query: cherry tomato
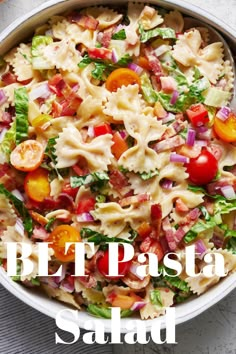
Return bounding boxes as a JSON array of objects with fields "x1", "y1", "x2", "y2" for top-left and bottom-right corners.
[
  {"x1": 185, "y1": 148, "x2": 218, "y2": 185},
  {"x1": 47, "y1": 225, "x2": 81, "y2": 262},
  {"x1": 24, "y1": 168, "x2": 50, "y2": 202},
  {"x1": 76, "y1": 197, "x2": 96, "y2": 214},
  {"x1": 105, "y1": 68, "x2": 141, "y2": 92},
  {"x1": 10, "y1": 140, "x2": 44, "y2": 172},
  {"x1": 110, "y1": 292, "x2": 142, "y2": 310},
  {"x1": 94, "y1": 124, "x2": 113, "y2": 137},
  {"x1": 97, "y1": 246, "x2": 132, "y2": 279},
  {"x1": 214, "y1": 113, "x2": 236, "y2": 142},
  {"x1": 111, "y1": 131, "x2": 129, "y2": 160},
  {"x1": 62, "y1": 183, "x2": 79, "y2": 198},
  {"x1": 186, "y1": 103, "x2": 209, "y2": 127}
]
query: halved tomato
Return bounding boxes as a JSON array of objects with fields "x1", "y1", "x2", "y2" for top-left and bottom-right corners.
[
  {"x1": 214, "y1": 113, "x2": 236, "y2": 142},
  {"x1": 105, "y1": 68, "x2": 141, "y2": 92},
  {"x1": 24, "y1": 168, "x2": 50, "y2": 202},
  {"x1": 10, "y1": 140, "x2": 44, "y2": 172}
]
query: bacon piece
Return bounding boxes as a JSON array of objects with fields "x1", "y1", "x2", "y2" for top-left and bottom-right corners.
[
  {"x1": 162, "y1": 217, "x2": 177, "y2": 251},
  {"x1": 153, "y1": 135, "x2": 185, "y2": 152},
  {"x1": 69, "y1": 12, "x2": 99, "y2": 30},
  {"x1": 1, "y1": 71, "x2": 17, "y2": 85},
  {"x1": 207, "y1": 177, "x2": 236, "y2": 195},
  {"x1": 32, "y1": 226, "x2": 49, "y2": 240},
  {"x1": 208, "y1": 144, "x2": 223, "y2": 161},
  {"x1": 175, "y1": 198, "x2": 189, "y2": 213},
  {"x1": 76, "y1": 272, "x2": 97, "y2": 288},
  {"x1": 144, "y1": 47, "x2": 163, "y2": 79},
  {"x1": 119, "y1": 193, "x2": 150, "y2": 207},
  {"x1": 86, "y1": 251, "x2": 104, "y2": 272},
  {"x1": 109, "y1": 169, "x2": 129, "y2": 190},
  {"x1": 101, "y1": 28, "x2": 113, "y2": 48}
]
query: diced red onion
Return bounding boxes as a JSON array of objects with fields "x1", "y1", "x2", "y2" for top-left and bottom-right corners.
[
  {"x1": 195, "y1": 140, "x2": 208, "y2": 147},
  {"x1": 119, "y1": 130, "x2": 127, "y2": 139},
  {"x1": 216, "y1": 106, "x2": 231, "y2": 121},
  {"x1": 170, "y1": 153, "x2": 189, "y2": 164},
  {"x1": 11, "y1": 189, "x2": 24, "y2": 201},
  {"x1": 127, "y1": 62, "x2": 143, "y2": 75},
  {"x1": 53, "y1": 264, "x2": 67, "y2": 284},
  {"x1": 221, "y1": 185, "x2": 236, "y2": 199},
  {"x1": 130, "y1": 301, "x2": 146, "y2": 311},
  {"x1": 0, "y1": 89, "x2": 7, "y2": 106},
  {"x1": 15, "y1": 218, "x2": 24, "y2": 237},
  {"x1": 194, "y1": 239, "x2": 207, "y2": 258},
  {"x1": 197, "y1": 130, "x2": 212, "y2": 141},
  {"x1": 186, "y1": 128, "x2": 196, "y2": 146},
  {"x1": 96, "y1": 32, "x2": 103, "y2": 43},
  {"x1": 0, "y1": 128, "x2": 7, "y2": 143},
  {"x1": 170, "y1": 90, "x2": 179, "y2": 105},
  {"x1": 161, "y1": 178, "x2": 173, "y2": 190},
  {"x1": 129, "y1": 263, "x2": 145, "y2": 280},
  {"x1": 87, "y1": 126, "x2": 94, "y2": 138},
  {"x1": 40, "y1": 277, "x2": 59, "y2": 288},
  {"x1": 162, "y1": 113, "x2": 175, "y2": 124},
  {"x1": 111, "y1": 48, "x2": 118, "y2": 63},
  {"x1": 29, "y1": 83, "x2": 50, "y2": 100},
  {"x1": 60, "y1": 278, "x2": 75, "y2": 293},
  {"x1": 196, "y1": 126, "x2": 208, "y2": 133},
  {"x1": 76, "y1": 212, "x2": 94, "y2": 222}
]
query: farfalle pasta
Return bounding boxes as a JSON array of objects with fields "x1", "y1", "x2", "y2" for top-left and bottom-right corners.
[{"x1": 0, "y1": 3, "x2": 235, "y2": 321}]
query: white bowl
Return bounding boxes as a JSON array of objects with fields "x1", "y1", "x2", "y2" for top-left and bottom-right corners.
[{"x1": 0, "y1": 0, "x2": 236, "y2": 332}]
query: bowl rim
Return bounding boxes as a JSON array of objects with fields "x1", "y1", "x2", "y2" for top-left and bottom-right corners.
[{"x1": 0, "y1": 0, "x2": 236, "y2": 333}]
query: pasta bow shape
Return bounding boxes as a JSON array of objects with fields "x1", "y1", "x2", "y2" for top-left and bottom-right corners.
[
  {"x1": 55, "y1": 124, "x2": 113, "y2": 171},
  {"x1": 172, "y1": 29, "x2": 223, "y2": 84}
]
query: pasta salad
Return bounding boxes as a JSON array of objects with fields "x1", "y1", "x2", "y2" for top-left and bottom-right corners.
[{"x1": 0, "y1": 3, "x2": 236, "y2": 320}]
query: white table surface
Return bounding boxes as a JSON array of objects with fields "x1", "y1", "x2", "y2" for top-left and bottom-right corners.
[{"x1": 0, "y1": 1, "x2": 236, "y2": 353}]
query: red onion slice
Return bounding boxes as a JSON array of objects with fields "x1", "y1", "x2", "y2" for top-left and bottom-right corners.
[
  {"x1": 127, "y1": 62, "x2": 143, "y2": 75},
  {"x1": 194, "y1": 239, "x2": 207, "y2": 258},
  {"x1": 129, "y1": 263, "x2": 145, "y2": 280},
  {"x1": 0, "y1": 89, "x2": 7, "y2": 106},
  {"x1": 15, "y1": 218, "x2": 24, "y2": 237},
  {"x1": 131, "y1": 301, "x2": 146, "y2": 311},
  {"x1": 170, "y1": 153, "x2": 189, "y2": 164},
  {"x1": 111, "y1": 48, "x2": 118, "y2": 63},
  {"x1": 216, "y1": 106, "x2": 231, "y2": 121},
  {"x1": 161, "y1": 178, "x2": 173, "y2": 190},
  {"x1": 77, "y1": 212, "x2": 94, "y2": 222},
  {"x1": 29, "y1": 83, "x2": 50, "y2": 100},
  {"x1": 186, "y1": 128, "x2": 196, "y2": 146},
  {"x1": 170, "y1": 90, "x2": 179, "y2": 105},
  {"x1": 221, "y1": 185, "x2": 236, "y2": 199},
  {"x1": 162, "y1": 113, "x2": 175, "y2": 124}
]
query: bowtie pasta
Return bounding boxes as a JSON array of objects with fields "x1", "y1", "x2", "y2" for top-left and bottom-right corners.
[{"x1": 0, "y1": 3, "x2": 236, "y2": 320}]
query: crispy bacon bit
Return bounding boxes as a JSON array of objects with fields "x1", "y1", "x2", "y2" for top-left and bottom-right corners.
[
  {"x1": 76, "y1": 271, "x2": 97, "y2": 288},
  {"x1": 160, "y1": 76, "x2": 177, "y2": 93},
  {"x1": 208, "y1": 144, "x2": 223, "y2": 161},
  {"x1": 210, "y1": 233, "x2": 224, "y2": 249},
  {"x1": 101, "y1": 28, "x2": 113, "y2": 48},
  {"x1": 109, "y1": 169, "x2": 129, "y2": 190},
  {"x1": 32, "y1": 226, "x2": 49, "y2": 240},
  {"x1": 69, "y1": 12, "x2": 99, "y2": 30},
  {"x1": 1, "y1": 71, "x2": 17, "y2": 85},
  {"x1": 86, "y1": 251, "x2": 104, "y2": 272},
  {"x1": 153, "y1": 135, "x2": 185, "y2": 153},
  {"x1": 144, "y1": 47, "x2": 164, "y2": 80},
  {"x1": 207, "y1": 177, "x2": 236, "y2": 195},
  {"x1": 162, "y1": 217, "x2": 177, "y2": 251},
  {"x1": 176, "y1": 143, "x2": 202, "y2": 159},
  {"x1": 140, "y1": 236, "x2": 164, "y2": 261},
  {"x1": 119, "y1": 193, "x2": 150, "y2": 207}
]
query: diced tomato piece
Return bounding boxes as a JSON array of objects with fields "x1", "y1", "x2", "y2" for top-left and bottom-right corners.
[
  {"x1": 94, "y1": 123, "x2": 113, "y2": 137},
  {"x1": 76, "y1": 198, "x2": 96, "y2": 214},
  {"x1": 186, "y1": 104, "x2": 209, "y2": 127},
  {"x1": 72, "y1": 164, "x2": 84, "y2": 176},
  {"x1": 62, "y1": 183, "x2": 79, "y2": 198},
  {"x1": 175, "y1": 198, "x2": 189, "y2": 213},
  {"x1": 1, "y1": 71, "x2": 17, "y2": 85},
  {"x1": 111, "y1": 132, "x2": 129, "y2": 160},
  {"x1": 140, "y1": 236, "x2": 164, "y2": 261},
  {"x1": 88, "y1": 47, "x2": 112, "y2": 60},
  {"x1": 48, "y1": 74, "x2": 65, "y2": 97}
]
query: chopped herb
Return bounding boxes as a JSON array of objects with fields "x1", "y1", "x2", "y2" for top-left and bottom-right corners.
[
  {"x1": 179, "y1": 127, "x2": 188, "y2": 140},
  {"x1": 96, "y1": 195, "x2": 106, "y2": 203},
  {"x1": 87, "y1": 304, "x2": 133, "y2": 318},
  {"x1": 0, "y1": 184, "x2": 33, "y2": 235},
  {"x1": 70, "y1": 172, "x2": 109, "y2": 193},
  {"x1": 139, "y1": 24, "x2": 176, "y2": 43},
  {"x1": 139, "y1": 169, "x2": 159, "y2": 180},
  {"x1": 199, "y1": 206, "x2": 211, "y2": 221},
  {"x1": 80, "y1": 227, "x2": 138, "y2": 245},
  {"x1": 31, "y1": 277, "x2": 40, "y2": 286},
  {"x1": 45, "y1": 217, "x2": 56, "y2": 232},
  {"x1": 118, "y1": 165, "x2": 129, "y2": 173}
]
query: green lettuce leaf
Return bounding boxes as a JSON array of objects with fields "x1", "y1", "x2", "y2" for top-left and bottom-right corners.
[
  {"x1": 80, "y1": 227, "x2": 137, "y2": 245},
  {"x1": 14, "y1": 87, "x2": 29, "y2": 145},
  {"x1": 203, "y1": 87, "x2": 231, "y2": 107},
  {"x1": 140, "y1": 73, "x2": 158, "y2": 104},
  {"x1": 184, "y1": 218, "x2": 216, "y2": 243},
  {"x1": 87, "y1": 304, "x2": 133, "y2": 318},
  {"x1": 0, "y1": 121, "x2": 16, "y2": 157},
  {"x1": 31, "y1": 35, "x2": 54, "y2": 70},
  {"x1": 112, "y1": 29, "x2": 126, "y2": 40},
  {"x1": 139, "y1": 169, "x2": 159, "y2": 180},
  {"x1": 0, "y1": 184, "x2": 33, "y2": 234},
  {"x1": 139, "y1": 24, "x2": 176, "y2": 43},
  {"x1": 70, "y1": 172, "x2": 109, "y2": 191},
  {"x1": 150, "y1": 289, "x2": 163, "y2": 306}
]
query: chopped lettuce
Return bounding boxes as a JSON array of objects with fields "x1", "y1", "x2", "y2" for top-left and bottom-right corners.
[
  {"x1": 80, "y1": 227, "x2": 138, "y2": 245},
  {"x1": 112, "y1": 29, "x2": 126, "y2": 40},
  {"x1": 203, "y1": 87, "x2": 231, "y2": 107},
  {"x1": 140, "y1": 73, "x2": 158, "y2": 104},
  {"x1": 87, "y1": 304, "x2": 133, "y2": 318},
  {"x1": 139, "y1": 24, "x2": 176, "y2": 43},
  {"x1": 150, "y1": 289, "x2": 163, "y2": 306},
  {"x1": 31, "y1": 35, "x2": 54, "y2": 70},
  {"x1": 78, "y1": 53, "x2": 132, "y2": 81},
  {"x1": 70, "y1": 172, "x2": 109, "y2": 192},
  {"x1": 139, "y1": 169, "x2": 159, "y2": 180},
  {"x1": 184, "y1": 218, "x2": 216, "y2": 243},
  {"x1": 0, "y1": 121, "x2": 16, "y2": 157},
  {"x1": 14, "y1": 87, "x2": 29, "y2": 145},
  {"x1": 0, "y1": 184, "x2": 33, "y2": 234}
]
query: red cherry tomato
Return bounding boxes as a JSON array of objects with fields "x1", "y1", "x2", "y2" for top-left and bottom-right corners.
[
  {"x1": 186, "y1": 103, "x2": 209, "y2": 127},
  {"x1": 185, "y1": 148, "x2": 218, "y2": 185},
  {"x1": 76, "y1": 197, "x2": 96, "y2": 214},
  {"x1": 97, "y1": 246, "x2": 132, "y2": 279},
  {"x1": 88, "y1": 47, "x2": 112, "y2": 60},
  {"x1": 94, "y1": 124, "x2": 113, "y2": 137}
]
